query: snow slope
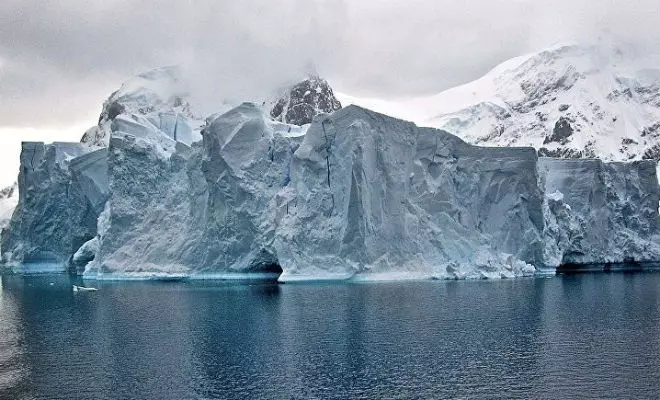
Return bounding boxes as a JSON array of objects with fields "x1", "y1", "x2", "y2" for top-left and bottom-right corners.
[
  {"x1": 81, "y1": 66, "x2": 204, "y2": 147},
  {"x1": 340, "y1": 44, "x2": 660, "y2": 162},
  {"x1": 0, "y1": 183, "x2": 17, "y2": 231}
]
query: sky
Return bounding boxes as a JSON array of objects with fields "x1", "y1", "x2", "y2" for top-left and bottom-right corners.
[{"x1": 1, "y1": 0, "x2": 660, "y2": 187}]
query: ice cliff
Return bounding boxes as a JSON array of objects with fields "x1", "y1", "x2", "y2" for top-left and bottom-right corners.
[
  {"x1": 84, "y1": 103, "x2": 298, "y2": 279},
  {"x1": 3, "y1": 65, "x2": 660, "y2": 279},
  {"x1": 274, "y1": 106, "x2": 543, "y2": 280},
  {"x1": 1, "y1": 142, "x2": 108, "y2": 272},
  {"x1": 540, "y1": 158, "x2": 660, "y2": 268}
]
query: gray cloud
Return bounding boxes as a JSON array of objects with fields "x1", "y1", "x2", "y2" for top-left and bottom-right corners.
[{"x1": 1, "y1": 0, "x2": 659, "y2": 128}]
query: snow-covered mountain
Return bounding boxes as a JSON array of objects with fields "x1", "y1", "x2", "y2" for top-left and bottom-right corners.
[
  {"x1": 422, "y1": 45, "x2": 660, "y2": 160},
  {"x1": 0, "y1": 182, "x2": 18, "y2": 230},
  {"x1": 340, "y1": 44, "x2": 660, "y2": 162}
]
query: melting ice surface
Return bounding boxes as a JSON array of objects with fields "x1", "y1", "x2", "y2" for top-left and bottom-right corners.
[{"x1": 1, "y1": 273, "x2": 660, "y2": 399}]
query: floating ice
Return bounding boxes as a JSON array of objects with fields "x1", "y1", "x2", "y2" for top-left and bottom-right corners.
[{"x1": 4, "y1": 102, "x2": 660, "y2": 279}]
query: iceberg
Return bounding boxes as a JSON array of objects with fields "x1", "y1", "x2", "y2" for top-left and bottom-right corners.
[
  {"x1": 275, "y1": 106, "x2": 543, "y2": 281},
  {"x1": 3, "y1": 102, "x2": 659, "y2": 280},
  {"x1": 540, "y1": 158, "x2": 660, "y2": 268},
  {"x1": 85, "y1": 103, "x2": 297, "y2": 279},
  {"x1": 1, "y1": 142, "x2": 108, "y2": 272}
]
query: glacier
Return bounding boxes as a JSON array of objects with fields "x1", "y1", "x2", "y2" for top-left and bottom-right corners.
[{"x1": 3, "y1": 68, "x2": 660, "y2": 280}]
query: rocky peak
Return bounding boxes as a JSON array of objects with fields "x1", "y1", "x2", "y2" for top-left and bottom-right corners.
[{"x1": 269, "y1": 75, "x2": 342, "y2": 126}]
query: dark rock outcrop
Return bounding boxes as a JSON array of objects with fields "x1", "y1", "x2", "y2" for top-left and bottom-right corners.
[
  {"x1": 270, "y1": 76, "x2": 342, "y2": 126},
  {"x1": 544, "y1": 117, "x2": 574, "y2": 144}
]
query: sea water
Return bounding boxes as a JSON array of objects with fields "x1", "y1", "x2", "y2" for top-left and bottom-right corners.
[{"x1": 0, "y1": 273, "x2": 659, "y2": 399}]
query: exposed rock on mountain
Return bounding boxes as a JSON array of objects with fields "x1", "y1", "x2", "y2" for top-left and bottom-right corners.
[{"x1": 269, "y1": 75, "x2": 342, "y2": 126}]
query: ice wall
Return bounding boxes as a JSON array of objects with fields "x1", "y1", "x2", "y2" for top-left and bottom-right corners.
[
  {"x1": 86, "y1": 103, "x2": 297, "y2": 279},
  {"x1": 89, "y1": 105, "x2": 543, "y2": 280},
  {"x1": 540, "y1": 158, "x2": 660, "y2": 267},
  {"x1": 274, "y1": 106, "x2": 542, "y2": 281},
  {"x1": 1, "y1": 142, "x2": 108, "y2": 272},
  {"x1": 5, "y1": 105, "x2": 660, "y2": 280}
]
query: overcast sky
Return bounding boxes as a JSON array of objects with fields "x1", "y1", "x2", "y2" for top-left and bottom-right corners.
[{"x1": 1, "y1": 0, "x2": 659, "y2": 186}]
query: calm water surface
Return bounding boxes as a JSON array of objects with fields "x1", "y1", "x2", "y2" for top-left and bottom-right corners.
[{"x1": 1, "y1": 273, "x2": 659, "y2": 399}]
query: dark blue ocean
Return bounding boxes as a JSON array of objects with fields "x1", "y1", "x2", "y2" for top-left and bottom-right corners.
[{"x1": 1, "y1": 273, "x2": 659, "y2": 399}]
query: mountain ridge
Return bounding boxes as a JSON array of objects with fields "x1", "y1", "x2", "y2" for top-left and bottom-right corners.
[
  {"x1": 338, "y1": 44, "x2": 660, "y2": 165},
  {"x1": 419, "y1": 45, "x2": 660, "y2": 162}
]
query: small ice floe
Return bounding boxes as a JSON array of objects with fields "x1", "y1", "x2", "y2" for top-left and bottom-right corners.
[{"x1": 72, "y1": 285, "x2": 98, "y2": 292}]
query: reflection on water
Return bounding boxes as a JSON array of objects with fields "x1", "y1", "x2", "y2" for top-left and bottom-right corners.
[
  {"x1": 1, "y1": 274, "x2": 659, "y2": 399},
  {"x1": 0, "y1": 277, "x2": 30, "y2": 399}
]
